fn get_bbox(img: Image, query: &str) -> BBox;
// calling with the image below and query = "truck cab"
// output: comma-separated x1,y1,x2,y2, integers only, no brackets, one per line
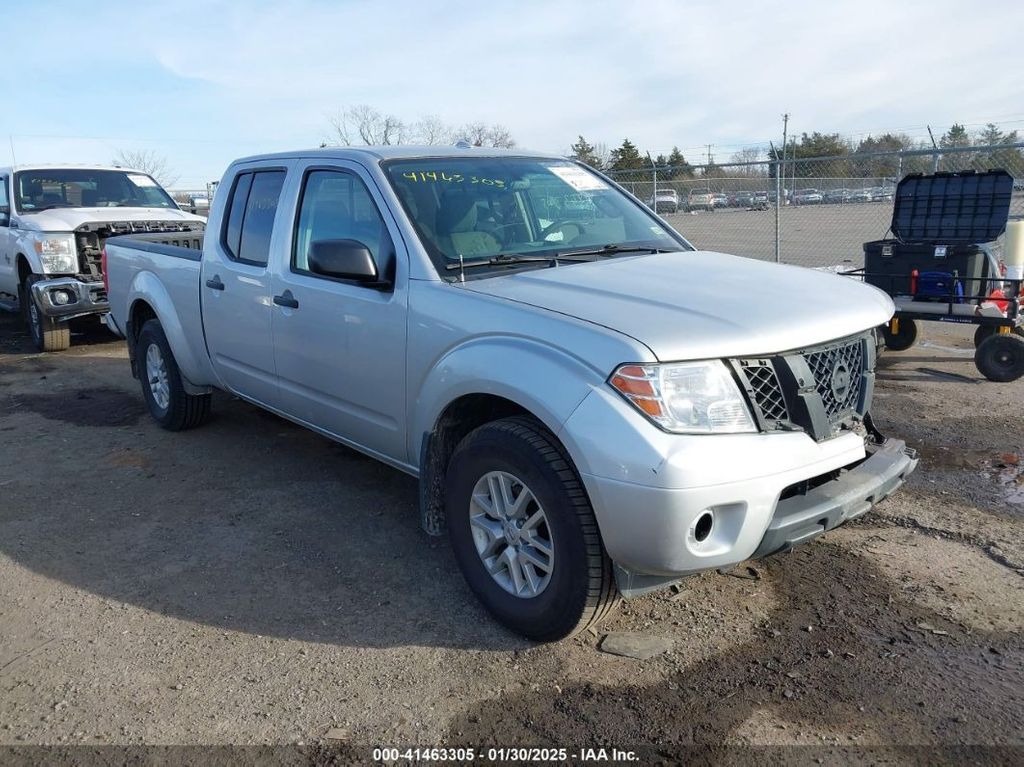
0,165,205,351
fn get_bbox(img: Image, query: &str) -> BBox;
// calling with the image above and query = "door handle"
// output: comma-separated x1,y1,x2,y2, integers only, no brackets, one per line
273,290,299,309
205,275,225,291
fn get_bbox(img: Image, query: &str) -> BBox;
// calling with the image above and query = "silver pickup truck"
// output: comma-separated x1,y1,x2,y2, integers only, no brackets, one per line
105,146,918,641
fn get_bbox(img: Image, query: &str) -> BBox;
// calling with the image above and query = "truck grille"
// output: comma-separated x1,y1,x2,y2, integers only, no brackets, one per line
804,338,865,423
732,333,872,440
736,360,788,421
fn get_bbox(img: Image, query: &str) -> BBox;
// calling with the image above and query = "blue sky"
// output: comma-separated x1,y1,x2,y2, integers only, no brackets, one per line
6,0,1023,188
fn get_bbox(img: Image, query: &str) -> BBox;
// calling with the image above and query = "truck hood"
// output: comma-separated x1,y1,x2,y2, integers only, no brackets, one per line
16,207,205,232
462,250,894,360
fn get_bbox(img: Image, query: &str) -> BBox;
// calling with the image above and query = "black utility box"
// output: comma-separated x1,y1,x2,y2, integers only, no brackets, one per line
863,169,1013,299
864,240,988,297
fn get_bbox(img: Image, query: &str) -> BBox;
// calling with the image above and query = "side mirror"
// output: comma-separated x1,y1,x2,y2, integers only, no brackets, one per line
307,239,384,285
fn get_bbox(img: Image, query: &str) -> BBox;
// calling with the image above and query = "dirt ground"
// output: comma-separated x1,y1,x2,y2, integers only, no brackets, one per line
1,309,1022,760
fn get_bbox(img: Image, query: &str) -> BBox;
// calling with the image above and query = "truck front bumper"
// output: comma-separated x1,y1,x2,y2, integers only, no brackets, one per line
562,388,918,596
30,277,108,320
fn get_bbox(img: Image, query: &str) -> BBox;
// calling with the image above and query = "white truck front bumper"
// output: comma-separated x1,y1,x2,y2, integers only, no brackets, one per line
30,277,108,320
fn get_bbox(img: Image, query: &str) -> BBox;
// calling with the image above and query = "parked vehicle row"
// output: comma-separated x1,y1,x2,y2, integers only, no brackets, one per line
650,185,897,214
103,146,916,641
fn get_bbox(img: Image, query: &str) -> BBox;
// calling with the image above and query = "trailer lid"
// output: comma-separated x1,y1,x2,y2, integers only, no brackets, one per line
892,169,1013,245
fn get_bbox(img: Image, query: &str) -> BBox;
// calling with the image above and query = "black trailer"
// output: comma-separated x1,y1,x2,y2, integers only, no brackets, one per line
843,169,1023,382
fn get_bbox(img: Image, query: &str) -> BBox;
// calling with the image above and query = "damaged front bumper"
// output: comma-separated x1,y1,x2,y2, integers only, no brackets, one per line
589,437,918,598
30,277,108,321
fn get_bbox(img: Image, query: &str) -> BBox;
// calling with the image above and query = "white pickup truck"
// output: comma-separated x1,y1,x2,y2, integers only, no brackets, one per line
105,146,918,641
0,165,205,351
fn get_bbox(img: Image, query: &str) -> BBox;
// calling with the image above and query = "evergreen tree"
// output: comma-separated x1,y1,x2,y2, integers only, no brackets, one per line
608,139,645,172
569,136,604,169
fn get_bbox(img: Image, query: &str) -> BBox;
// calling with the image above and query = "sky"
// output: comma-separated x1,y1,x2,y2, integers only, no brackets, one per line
6,0,1023,189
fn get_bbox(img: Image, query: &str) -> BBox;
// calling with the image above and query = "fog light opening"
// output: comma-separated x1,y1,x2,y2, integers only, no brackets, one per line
50,289,76,306
694,511,714,543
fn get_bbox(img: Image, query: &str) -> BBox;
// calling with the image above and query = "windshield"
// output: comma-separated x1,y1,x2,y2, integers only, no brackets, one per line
13,169,177,213
383,157,687,275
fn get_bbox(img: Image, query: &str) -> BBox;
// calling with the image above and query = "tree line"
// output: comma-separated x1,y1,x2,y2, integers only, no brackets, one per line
569,123,1024,179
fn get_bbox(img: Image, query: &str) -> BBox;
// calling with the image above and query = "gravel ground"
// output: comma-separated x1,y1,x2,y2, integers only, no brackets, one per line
1,309,1022,759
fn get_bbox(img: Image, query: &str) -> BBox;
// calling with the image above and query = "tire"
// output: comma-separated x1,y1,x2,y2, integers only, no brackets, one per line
21,276,70,352
136,319,212,430
975,333,1024,382
882,317,918,351
445,417,620,641
975,325,1022,348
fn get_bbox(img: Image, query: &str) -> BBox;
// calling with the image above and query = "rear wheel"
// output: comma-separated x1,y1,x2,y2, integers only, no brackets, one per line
445,417,620,641
882,317,918,351
21,276,70,352
975,325,1023,348
975,334,1024,382
136,319,211,430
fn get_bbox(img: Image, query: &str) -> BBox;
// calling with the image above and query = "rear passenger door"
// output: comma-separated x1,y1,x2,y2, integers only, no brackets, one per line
270,162,409,462
200,165,289,407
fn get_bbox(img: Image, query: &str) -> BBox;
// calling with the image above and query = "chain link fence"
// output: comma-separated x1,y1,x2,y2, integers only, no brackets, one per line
606,143,1024,270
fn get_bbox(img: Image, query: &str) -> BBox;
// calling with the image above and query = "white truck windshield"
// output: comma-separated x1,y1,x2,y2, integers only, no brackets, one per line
14,169,177,213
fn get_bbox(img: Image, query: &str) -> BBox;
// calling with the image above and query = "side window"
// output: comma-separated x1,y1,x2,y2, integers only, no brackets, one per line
293,170,389,275
0,177,8,209
221,169,285,266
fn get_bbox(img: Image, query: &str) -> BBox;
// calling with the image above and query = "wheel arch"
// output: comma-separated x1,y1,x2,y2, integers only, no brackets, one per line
417,392,591,537
124,272,213,392
411,337,604,535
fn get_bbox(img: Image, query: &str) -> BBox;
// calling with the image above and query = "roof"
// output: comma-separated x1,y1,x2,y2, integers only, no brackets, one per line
230,144,563,165
0,163,150,175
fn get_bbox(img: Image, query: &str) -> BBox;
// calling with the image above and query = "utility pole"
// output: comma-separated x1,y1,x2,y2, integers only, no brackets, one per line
927,125,940,173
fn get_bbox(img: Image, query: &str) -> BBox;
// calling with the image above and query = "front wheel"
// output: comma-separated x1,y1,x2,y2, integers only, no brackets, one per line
136,319,211,430
21,276,70,352
445,417,620,641
882,317,917,351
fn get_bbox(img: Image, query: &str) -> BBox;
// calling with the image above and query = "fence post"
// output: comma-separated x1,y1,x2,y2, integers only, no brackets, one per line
774,157,781,263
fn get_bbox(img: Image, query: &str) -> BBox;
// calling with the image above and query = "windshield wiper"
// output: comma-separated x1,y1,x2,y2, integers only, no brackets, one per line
23,203,75,212
444,254,560,271
556,244,673,258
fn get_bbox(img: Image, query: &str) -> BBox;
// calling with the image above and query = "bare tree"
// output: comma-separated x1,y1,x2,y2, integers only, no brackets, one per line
111,149,179,188
326,105,409,146
414,115,454,145
455,122,516,148
326,107,516,148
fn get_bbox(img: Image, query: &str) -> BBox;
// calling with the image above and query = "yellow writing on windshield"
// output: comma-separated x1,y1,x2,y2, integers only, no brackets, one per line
401,171,505,188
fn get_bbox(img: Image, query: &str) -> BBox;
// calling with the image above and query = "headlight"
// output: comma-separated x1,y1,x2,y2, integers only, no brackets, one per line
609,360,756,434
33,234,77,274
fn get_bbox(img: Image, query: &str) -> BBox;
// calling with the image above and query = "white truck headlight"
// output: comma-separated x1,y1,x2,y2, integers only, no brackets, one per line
33,234,77,274
610,360,757,434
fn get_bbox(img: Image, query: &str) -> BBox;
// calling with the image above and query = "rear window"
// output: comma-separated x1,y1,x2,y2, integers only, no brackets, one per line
221,170,286,266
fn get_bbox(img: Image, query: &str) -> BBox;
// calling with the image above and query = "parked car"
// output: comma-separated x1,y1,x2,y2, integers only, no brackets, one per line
734,191,755,208
751,191,770,209
711,193,728,208
0,165,205,351
687,190,715,212
851,189,875,203
105,146,917,641
871,186,895,203
647,188,679,214
824,189,853,204
792,188,824,205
